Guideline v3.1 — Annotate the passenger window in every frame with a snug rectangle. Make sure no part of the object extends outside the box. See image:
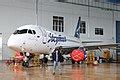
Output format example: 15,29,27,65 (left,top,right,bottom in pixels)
32,30,36,34
18,29,27,34
28,30,32,34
